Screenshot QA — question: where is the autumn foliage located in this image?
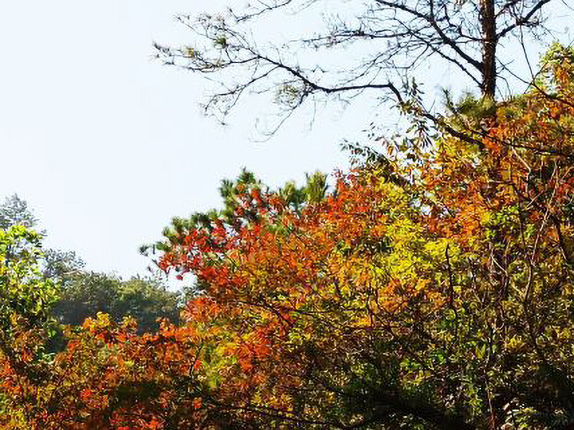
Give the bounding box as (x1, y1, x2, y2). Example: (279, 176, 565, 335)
(3, 45, 574, 429)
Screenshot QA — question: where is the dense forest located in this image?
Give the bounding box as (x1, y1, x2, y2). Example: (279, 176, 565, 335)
(3, 1, 574, 429)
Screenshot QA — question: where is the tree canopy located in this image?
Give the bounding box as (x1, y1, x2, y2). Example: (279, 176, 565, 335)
(2, 44, 574, 430)
(53, 273, 181, 333)
(0, 195, 182, 335)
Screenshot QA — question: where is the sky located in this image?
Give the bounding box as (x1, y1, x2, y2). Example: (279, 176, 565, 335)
(0, 1, 572, 279)
(0, 0, 351, 277)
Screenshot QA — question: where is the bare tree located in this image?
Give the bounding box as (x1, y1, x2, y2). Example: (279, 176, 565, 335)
(155, 0, 559, 131)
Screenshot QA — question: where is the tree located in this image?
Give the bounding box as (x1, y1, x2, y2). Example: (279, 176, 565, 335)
(52, 272, 181, 333)
(149, 46, 574, 428)
(0, 195, 178, 333)
(0, 226, 59, 354)
(0, 226, 59, 429)
(0, 194, 86, 282)
(0, 195, 37, 229)
(155, 0, 560, 132)
(110, 277, 181, 332)
(41, 248, 86, 284)
(146, 168, 328, 287)
(5, 45, 574, 430)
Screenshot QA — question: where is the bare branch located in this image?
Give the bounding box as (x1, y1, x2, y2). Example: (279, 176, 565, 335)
(155, 0, 562, 134)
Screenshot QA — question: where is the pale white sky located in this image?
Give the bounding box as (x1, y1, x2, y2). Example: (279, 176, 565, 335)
(0, 1, 571, 278)
(0, 0, 356, 277)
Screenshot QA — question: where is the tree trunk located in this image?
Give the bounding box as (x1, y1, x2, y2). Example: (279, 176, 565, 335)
(480, 0, 497, 98)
